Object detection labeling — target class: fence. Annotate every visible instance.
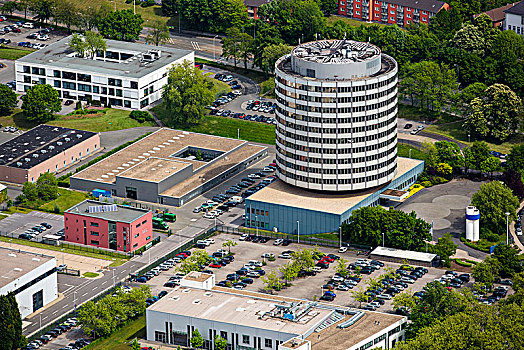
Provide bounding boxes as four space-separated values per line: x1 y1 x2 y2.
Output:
134 226 217 278
0 230 132 259
58 268 80 277
215 225 372 252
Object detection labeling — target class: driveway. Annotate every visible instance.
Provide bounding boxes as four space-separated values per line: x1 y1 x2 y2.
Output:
397 179 487 259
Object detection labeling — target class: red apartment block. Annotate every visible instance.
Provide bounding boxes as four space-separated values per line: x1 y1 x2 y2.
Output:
64 200 153 253
337 0 449 27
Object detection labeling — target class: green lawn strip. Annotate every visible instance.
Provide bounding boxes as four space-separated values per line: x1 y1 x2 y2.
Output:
151 103 276 144
84 315 146 350
56 0 161 23
397 143 429 162
48 108 155 132
196 57 268 84
424 122 524 154
0 236 128 266
0 109 40 130
0 214 7 221
2 206 33 214
0 47 35 60
210 77 232 98
82 272 100 278
39 188 89 214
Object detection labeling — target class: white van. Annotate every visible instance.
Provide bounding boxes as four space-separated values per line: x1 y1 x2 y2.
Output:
231 196 244 203
249 260 263 267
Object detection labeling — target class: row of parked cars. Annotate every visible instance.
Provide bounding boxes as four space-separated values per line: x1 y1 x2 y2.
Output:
515 207 523 236
22 318 84 350
18 222 53 240
18 41 47 49
2 125 18 132
135 250 193 283
217 259 267 290
246 100 276 114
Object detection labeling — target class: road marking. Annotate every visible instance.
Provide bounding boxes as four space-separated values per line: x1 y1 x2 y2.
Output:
62 304 68 309
191 41 201 50
82 292 88 297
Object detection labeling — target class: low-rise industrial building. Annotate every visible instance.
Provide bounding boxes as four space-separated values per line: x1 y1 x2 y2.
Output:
146 272 407 350
64 200 153 253
15 36 194 109
70 128 267 206
369 246 439 267
0 247 58 319
0 125 100 184
245 157 424 235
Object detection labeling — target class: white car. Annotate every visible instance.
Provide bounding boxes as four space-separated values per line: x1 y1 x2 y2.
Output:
377 293 392 300
203 213 217 219
261 253 274 259
193 206 202 213
249 260 263 267
248 173 261 179
517 227 522 236
239 233 249 241
344 279 357 286
206 200 219 206
337 285 349 291
205 238 215 244
338 247 348 253
400 277 415 284
278 253 291 259
332 275 344 282
22 22 34 28
262 167 273 172
197 240 211 246
273 238 284 245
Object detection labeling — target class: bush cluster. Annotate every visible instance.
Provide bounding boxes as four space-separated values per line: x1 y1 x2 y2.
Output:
130 110 154 123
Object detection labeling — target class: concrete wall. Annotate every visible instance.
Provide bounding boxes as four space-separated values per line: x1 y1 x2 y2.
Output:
0 258 57 319
146 309 299 350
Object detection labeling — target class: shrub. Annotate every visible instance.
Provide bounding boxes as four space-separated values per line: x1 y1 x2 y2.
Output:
268 256 276 261
484 232 501 243
91 100 102 107
130 110 154 123
75 101 82 110
454 259 472 267
420 181 433 187
58 180 70 188
431 176 449 185
53 204 60 214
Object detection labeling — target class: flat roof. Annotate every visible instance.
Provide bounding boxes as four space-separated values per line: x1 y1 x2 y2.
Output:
370 246 437 262
306 312 404 350
0 247 55 289
64 199 150 223
148 286 332 334
248 157 424 215
183 271 214 282
0 125 97 169
17 36 193 79
118 157 192 183
73 128 244 184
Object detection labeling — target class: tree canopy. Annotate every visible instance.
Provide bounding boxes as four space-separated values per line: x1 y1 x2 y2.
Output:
98 9 144 42
160 61 215 126
0 84 17 116
21 84 61 123
0 293 25 350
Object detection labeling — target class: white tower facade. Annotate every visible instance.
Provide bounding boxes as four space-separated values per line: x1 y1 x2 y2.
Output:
274 40 398 192
465 206 480 242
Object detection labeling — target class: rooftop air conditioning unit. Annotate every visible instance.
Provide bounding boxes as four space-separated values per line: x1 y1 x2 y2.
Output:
49 145 55 150
76 134 82 138
41 149 47 154
57 142 62 146
65 138 70 142
24 158 30 162
16 162 22 166
32 154 38 158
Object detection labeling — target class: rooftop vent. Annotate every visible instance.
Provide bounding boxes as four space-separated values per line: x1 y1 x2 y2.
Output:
41 149 47 154
192 299 201 304
76 134 82 138
24 158 30 162
57 142 62 146
8 253 16 257
65 138 70 142
32 258 40 262
16 162 22 166
14 268 22 272
49 145 55 150
32 154 39 158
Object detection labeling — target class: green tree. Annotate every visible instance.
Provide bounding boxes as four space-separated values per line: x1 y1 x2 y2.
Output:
0 84 17 116
190 329 204 349
501 169 524 201
98 9 144 42
453 82 487 117
21 84 61 123
463 84 522 141
2 1 18 16
428 6 462 41
19 182 37 203
471 181 519 235
222 27 253 68
279 261 299 284
31 0 54 24
250 21 283 71
84 31 107 59
161 61 215 126
469 141 490 170
436 163 452 177
54 0 80 32
335 258 350 277
479 156 500 178
507 144 524 175
492 244 522 278
262 268 282 293
222 240 238 253
18 0 32 19
471 256 501 290
317 0 337 16
69 33 87 57
291 248 316 270
36 172 59 201
146 20 170 46
130 338 140 350
392 291 417 313
214 335 227 350
0 293 25 350
430 233 457 267
178 249 210 274
350 287 368 308
261 43 293 74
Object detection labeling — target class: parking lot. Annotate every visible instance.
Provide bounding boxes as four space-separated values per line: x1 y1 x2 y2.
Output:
0 18 66 51
137 233 473 313
0 211 64 239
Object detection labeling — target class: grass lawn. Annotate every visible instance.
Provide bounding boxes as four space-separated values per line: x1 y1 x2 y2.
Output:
151 103 276 144
86 316 146 350
327 15 390 28
2 206 33 214
424 121 524 153
63 0 164 24
398 143 428 162
0 110 40 130
48 108 155 132
0 235 129 266
83 272 100 278
0 214 7 221
0 47 35 60
207 75 232 98
39 188 89 214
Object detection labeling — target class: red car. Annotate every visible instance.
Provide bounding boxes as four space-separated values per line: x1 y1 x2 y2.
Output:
321 256 335 263
209 263 222 268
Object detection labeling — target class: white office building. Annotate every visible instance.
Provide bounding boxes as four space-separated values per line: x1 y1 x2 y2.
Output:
0 247 58 319
146 272 407 350
504 2 524 35
274 40 398 192
15 36 194 109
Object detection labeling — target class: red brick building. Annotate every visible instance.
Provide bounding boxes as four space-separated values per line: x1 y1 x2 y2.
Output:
64 200 153 253
244 0 272 19
337 0 449 27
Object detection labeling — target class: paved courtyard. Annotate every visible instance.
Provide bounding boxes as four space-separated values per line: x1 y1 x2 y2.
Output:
398 179 487 258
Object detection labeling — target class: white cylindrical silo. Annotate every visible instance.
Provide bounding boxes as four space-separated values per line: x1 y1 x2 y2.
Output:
466 206 480 242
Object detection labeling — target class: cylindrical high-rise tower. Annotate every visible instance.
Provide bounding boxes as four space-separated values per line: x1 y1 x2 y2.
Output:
274 40 398 191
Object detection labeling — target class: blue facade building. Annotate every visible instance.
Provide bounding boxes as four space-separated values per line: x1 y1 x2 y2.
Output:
245 157 424 235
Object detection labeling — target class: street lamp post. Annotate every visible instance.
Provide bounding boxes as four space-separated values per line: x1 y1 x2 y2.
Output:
297 220 300 244
409 148 412 159
382 232 385 247
112 269 115 287
237 128 240 139
255 215 258 237
339 227 342 249
468 134 471 143
213 35 218 61
73 291 77 315
506 212 510 245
